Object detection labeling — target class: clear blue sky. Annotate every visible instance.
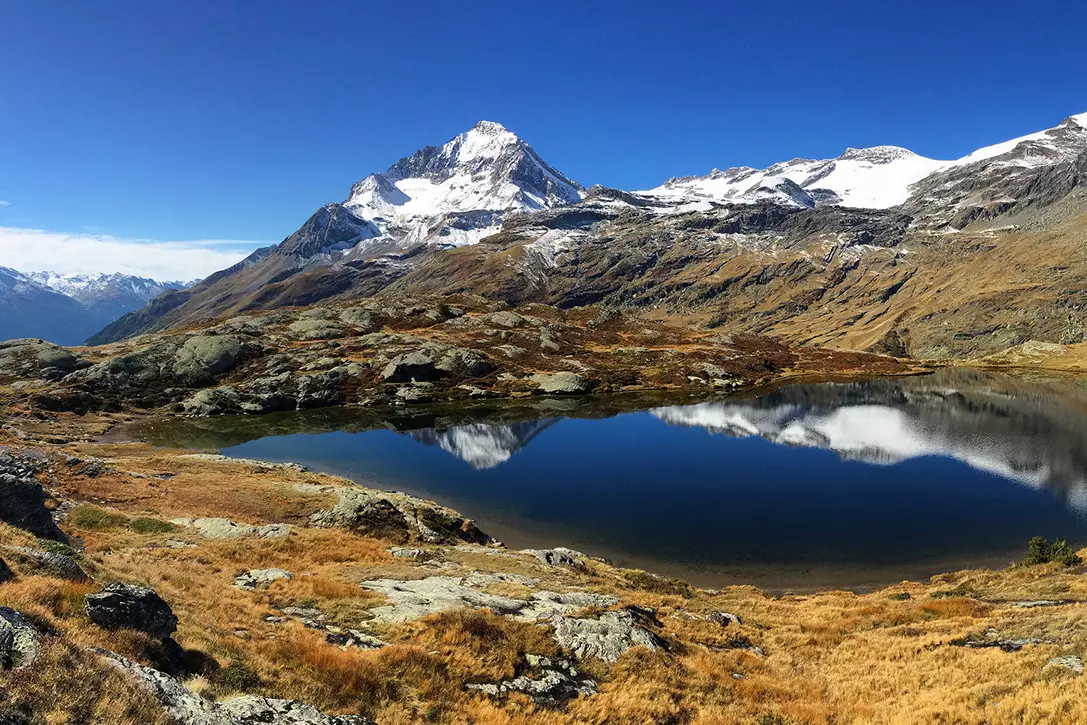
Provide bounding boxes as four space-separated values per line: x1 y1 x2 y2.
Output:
1 0 1085 254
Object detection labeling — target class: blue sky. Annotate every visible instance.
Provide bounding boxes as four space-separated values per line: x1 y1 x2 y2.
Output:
1 0 1085 277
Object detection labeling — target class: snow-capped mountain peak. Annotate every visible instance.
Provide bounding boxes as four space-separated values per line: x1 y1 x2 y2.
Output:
341 121 584 252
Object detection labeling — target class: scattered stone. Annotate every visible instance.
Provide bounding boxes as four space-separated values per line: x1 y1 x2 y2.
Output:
0 607 41 670
170 517 291 540
708 611 742 627
234 569 293 590
488 311 527 328
324 628 386 650
467 669 597 704
530 372 592 395
550 609 665 662
524 547 587 570
1013 600 1068 608
1045 655 1085 675
359 576 618 624
952 629 1047 652
3 546 88 581
101 650 374 724
85 584 179 639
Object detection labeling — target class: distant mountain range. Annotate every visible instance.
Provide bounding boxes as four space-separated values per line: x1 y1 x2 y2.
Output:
0 269 194 345
33 110 1087 358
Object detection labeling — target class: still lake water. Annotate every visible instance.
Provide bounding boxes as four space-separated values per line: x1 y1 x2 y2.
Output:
142 369 1087 591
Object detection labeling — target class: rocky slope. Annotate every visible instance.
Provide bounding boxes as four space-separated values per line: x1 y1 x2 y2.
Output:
1 295 911 418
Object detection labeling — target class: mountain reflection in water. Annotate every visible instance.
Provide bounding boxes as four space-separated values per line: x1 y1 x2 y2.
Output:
137 370 1087 590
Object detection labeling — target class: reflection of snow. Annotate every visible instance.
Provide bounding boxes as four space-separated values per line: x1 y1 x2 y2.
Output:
408 419 558 470
652 401 1073 508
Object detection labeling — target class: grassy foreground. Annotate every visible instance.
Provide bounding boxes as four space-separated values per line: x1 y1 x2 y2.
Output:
2 413 1087 725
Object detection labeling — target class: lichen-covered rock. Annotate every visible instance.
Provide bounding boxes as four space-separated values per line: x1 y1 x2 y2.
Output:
0 608 41 670
530 372 592 395
312 488 493 545
1045 655 1085 675
550 609 665 662
182 386 244 415
173 335 247 384
436 349 494 377
3 546 88 581
467 668 597 704
85 584 179 639
287 320 348 341
101 651 373 724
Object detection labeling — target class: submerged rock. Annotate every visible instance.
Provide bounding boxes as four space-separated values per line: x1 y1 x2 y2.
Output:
0 607 42 670
86 584 178 640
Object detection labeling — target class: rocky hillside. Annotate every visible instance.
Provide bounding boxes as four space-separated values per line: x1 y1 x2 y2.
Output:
2 295 910 418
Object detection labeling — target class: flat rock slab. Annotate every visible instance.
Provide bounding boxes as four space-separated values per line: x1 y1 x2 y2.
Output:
360 575 618 624
171 517 291 540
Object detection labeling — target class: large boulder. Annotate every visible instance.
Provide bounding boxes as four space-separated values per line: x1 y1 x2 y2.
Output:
0 608 41 670
287 320 348 341
173 335 246 384
0 453 67 541
436 349 494 377
530 372 592 395
381 352 445 383
85 584 178 639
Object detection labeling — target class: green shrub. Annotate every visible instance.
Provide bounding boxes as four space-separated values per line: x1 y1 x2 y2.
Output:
215 661 261 693
1024 536 1082 567
70 506 128 530
36 539 76 557
129 518 177 534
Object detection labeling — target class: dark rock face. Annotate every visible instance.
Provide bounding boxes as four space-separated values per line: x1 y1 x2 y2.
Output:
0 608 41 670
278 203 379 258
0 559 12 584
381 352 446 383
85 584 178 639
0 453 66 541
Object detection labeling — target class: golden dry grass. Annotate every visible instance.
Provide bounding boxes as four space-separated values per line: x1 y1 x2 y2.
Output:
3 433 1087 724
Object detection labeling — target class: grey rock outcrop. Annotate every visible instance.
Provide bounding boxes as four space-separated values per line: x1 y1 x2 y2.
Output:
0 339 90 381
85 584 179 639
530 372 592 395
0 608 41 670
170 517 291 540
1045 655 1084 675
360 575 619 624
523 547 588 570
467 667 597 704
311 488 492 545
708 611 742 627
101 651 373 725
550 609 665 662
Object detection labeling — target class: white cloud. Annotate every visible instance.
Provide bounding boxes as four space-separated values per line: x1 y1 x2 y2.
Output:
0 226 270 281
0 201 11 207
